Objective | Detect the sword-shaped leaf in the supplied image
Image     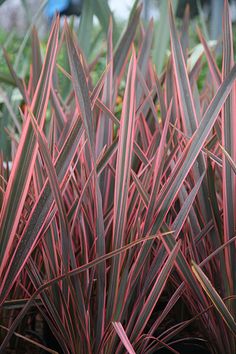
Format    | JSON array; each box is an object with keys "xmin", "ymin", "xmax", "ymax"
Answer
[
  {"xmin": 192, "ymin": 261, "xmax": 236, "ymax": 336},
  {"xmin": 107, "ymin": 49, "xmax": 137, "ymax": 320},
  {"xmin": 0, "ymin": 18, "xmax": 60, "ymax": 282}
]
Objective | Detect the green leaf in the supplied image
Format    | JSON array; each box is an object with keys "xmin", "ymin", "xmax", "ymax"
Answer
[
  {"xmin": 153, "ymin": 0, "xmax": 178, "ymax": 74},
  {"xmin": 78, "ymin": 0, "xmax": 94, "ymax": 58},
  {"xmin": 92, "ymin": 0, "xmax": 119, "ymax": 44},
  {"xmin": 0, "ymin": 71, "xmax": 16, "ymax": 86}
]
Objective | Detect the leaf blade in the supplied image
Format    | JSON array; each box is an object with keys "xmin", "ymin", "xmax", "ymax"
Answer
[{"xmin": 192, "ymin": 262, "xmax": 236, "ymax": 336}]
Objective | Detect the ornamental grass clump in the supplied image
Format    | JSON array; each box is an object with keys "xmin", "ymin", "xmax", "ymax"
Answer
[{"xmin": 0, "ymin": 1, "xmax": 236, "ymax": 353}]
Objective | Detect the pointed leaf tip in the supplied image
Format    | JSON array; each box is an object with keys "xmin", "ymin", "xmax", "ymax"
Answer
[{"xmin": 192, "ymin": 261, "xmax": 236, "ymax": 336}]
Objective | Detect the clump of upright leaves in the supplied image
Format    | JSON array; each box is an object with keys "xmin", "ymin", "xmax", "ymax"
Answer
[{"xmin": 1, "ymin": 1, "xmax": 236, "ymax": 354}]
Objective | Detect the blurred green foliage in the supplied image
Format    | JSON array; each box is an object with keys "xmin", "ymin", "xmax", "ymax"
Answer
[{"xmin": 1, "ymin": 0, "xmax": 236, "ymax": 160}]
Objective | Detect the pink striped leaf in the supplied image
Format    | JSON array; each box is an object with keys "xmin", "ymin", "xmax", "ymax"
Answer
[
  {"xmin": 0, "ymin": 18, "xmax": 60, "ymax": 283},
  {"xmin": 112, "ymin": 322, "xmax": 136, "ymax": 354},
  {"xmin": 107, "ymin": 49, "xmax": 137, "ymax": 321}
]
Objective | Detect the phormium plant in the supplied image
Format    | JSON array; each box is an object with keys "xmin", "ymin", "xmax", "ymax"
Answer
[{"xmin": 0, "ymin": 1, "xmax": 236, "ymax": 353}]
